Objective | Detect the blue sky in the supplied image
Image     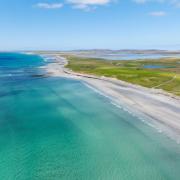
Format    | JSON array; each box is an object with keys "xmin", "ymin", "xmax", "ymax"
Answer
[{"xmin": 0, "ymin": 0, "xmax": 180, "ymax": 50}]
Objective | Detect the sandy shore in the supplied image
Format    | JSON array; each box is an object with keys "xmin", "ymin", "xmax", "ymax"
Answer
[{"xmin": 43, "ymin": 55, "xmax": 180, "ymax": 143}]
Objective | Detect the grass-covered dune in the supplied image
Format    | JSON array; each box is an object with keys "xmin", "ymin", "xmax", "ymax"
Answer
[{"xmin": 66, "ymin": 56, "xmax": 180, "ymax": 96}]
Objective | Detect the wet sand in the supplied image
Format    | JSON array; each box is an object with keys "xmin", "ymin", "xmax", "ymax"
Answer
[{"xmin": 43, "ymin": 55, "xmax": 180, "ymax": 143}]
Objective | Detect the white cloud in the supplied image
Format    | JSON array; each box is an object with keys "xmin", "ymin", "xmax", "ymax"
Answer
[
  {"xmin": 149, "ymin": 11, "xmax": 166, "ymax": 16},
  {"xmin": 133, "ymin": 0, "xmax": 180, "ymax": 7},
  {"xmin": 66, "ymin": 0, "xmax": 113, "ymax": 10},
  {"xmin": 34, "ymin": 0, "xmax": 180, "ymax": 11},
  {"xmin": 36, "ymin": 3, "xmax": 63, "ymax": 9}
]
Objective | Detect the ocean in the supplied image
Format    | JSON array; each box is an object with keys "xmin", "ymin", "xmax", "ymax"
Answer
[{"xmin": 0, "ymin": 53, "xmax": 180, "ymax": 180}]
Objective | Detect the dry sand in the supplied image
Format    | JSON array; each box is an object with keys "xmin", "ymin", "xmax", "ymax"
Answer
[{"xmin": 42, "ymin": 55, "xmax": 180, "ymax": 143}]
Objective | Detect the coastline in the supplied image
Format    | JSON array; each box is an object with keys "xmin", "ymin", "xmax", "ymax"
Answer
[{"xmin": 42, "ymin": 54, "xmax": 180, "ymax": 143}]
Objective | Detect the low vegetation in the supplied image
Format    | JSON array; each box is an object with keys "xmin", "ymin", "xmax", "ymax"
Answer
[{"xmin": 65, "ymin": 56, "xmax": 180, "ymax": 96}]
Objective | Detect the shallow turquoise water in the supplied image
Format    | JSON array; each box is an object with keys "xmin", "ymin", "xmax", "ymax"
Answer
[{"xmin": 0, "ymin": 53, "xmax": 180, "ymax": 180}]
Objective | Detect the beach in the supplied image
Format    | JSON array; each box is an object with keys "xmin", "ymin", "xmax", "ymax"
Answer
[
  {"xmin": 44, "ymin": 54, "xmax": 180, "ymax": 143},
  {"xmin": 1, "ymin": 52, "xmax": 180, "ymax": 179},
  {"xmin": 3, "ymin": 0, "xmax": 180, "ymax": 178}
]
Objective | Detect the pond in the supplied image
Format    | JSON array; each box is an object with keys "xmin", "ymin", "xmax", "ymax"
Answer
[{"xmin": 143, "ymin": 64, "xmax": 169, "ymax": 69}]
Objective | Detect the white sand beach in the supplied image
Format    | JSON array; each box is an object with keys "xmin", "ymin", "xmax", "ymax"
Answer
[{"xmin": 43, "ymin": 55, "xmax": 180, "ymax": 143}]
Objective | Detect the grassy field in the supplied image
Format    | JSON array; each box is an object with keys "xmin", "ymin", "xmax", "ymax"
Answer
[{"xmin": 65, "ymin": 56, "xmax": 180, "ymax": 96}]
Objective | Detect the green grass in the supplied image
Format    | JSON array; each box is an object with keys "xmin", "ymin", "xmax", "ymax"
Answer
[{"xmin": 65, "ymin": 56, "xmax": 180, "ymax": 96}]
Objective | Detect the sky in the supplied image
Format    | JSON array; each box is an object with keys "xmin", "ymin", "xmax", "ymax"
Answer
[{"xmin": 0, "ymin": 0, "xmax": 180, "ymax": 50}]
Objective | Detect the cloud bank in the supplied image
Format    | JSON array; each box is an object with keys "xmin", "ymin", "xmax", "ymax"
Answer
[
  {"xmin": 66, "ymin": 0, "xmax": 113, "ymax": 10},
  {"xmin": 36, "ymin": 0, "xmax": 113, "ymax": 10},
  {"xmin": 35, "ymin": 0, "xmax": 180, "ymax": 11}
]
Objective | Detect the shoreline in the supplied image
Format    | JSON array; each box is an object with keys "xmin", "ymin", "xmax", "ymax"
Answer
[{"xmin": 42, "ymin": 54, "xmax": 180, "ymax": 143}]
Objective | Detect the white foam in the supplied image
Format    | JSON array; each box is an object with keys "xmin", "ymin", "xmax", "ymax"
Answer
[
  {"xmin": 83, "ymin": 82, "xmax": 111, "ymax": 100},
  {"xmin": 110, "ymin": 102, "xmax": 122, "ymax": 109},
  {"xmin": 84, "ymin": 82, "xmax": 144, "ymax": 121},
  {"xmin": 84, "ymin": 82, "xmax": 167, "ymax": 135}
]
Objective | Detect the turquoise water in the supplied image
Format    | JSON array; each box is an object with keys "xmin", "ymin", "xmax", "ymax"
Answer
[{"xmin": 0, "ymin": 53, "xmax": 180, "ymax": 180}]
